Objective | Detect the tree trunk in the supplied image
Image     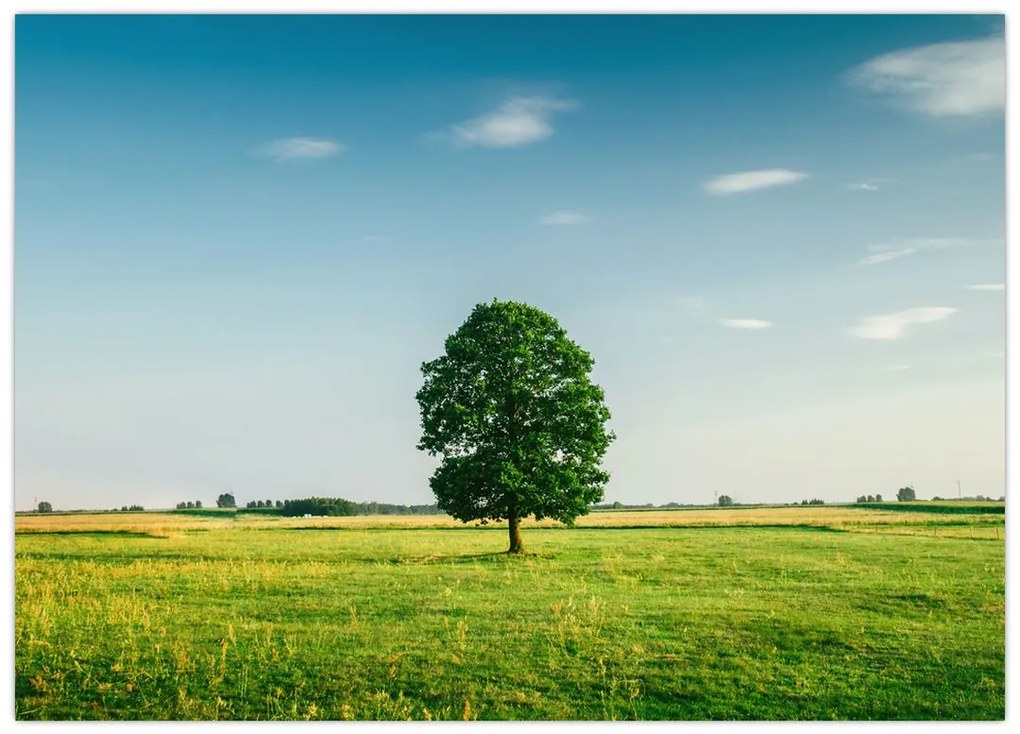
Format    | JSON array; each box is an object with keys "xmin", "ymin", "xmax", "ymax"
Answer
[{"xmin": 507, "ymin": 512, "xmax": 524, "ymax": 554}]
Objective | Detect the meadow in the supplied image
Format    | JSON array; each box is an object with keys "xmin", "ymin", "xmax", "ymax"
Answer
[{"xmin": 14, "ymin": 503, "xmax": 1005, "ymax": 720}]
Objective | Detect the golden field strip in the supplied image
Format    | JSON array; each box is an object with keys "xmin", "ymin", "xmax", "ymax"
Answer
[{"xmin": 15, "ymin": 503, "xmax": 1005, "ymax": 538}]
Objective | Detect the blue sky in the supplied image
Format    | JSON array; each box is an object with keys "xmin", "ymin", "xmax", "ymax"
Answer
[{"xmin": 15, "ymin": 14, "xmax": 1005, "ymax": 510}]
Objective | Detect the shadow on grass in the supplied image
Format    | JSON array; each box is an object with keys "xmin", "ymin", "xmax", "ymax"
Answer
[
  {"xmin": 14, "ymin": 529, "xmax": 166, "ymax": 539},
  {"xmin": 378, "ymin": 550, "xmax": 558, "ymax": 565}
]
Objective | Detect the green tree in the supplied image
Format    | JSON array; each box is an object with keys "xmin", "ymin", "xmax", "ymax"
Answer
[
  {"xmin": 217, "ymin": 493, "xmax": 236, "ymax": 509},
  {"xmin": 717, "ymin": 495, "xmax": 734, "ymax": 507},
  {"xmin": 897, "ymin": 485, "xmax": 916, "ymax": 502},
  {"xmin": 875, "ymin": 493, "xmax": 882, "ymax": 502},
  {"xmin": 416, "ymin": 299, "xmax": 614, "ymax": 553},
  {"xmin": 37, "ymin": 501, "xmax": 53, "ymax": 513}
]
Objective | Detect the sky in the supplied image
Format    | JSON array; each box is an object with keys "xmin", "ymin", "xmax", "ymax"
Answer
[{"xmin": 14, "ymin": 14, "xmax": 1006, "ymax": 511}]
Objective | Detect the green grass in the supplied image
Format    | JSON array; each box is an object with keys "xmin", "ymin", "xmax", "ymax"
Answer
[
  {"xmin": 14, "ymin": 511, "xmax": 1004, "ymax": 720},
  {"xmin": 851, "ymin": 501, "xmax": 1005, "ymax": 515}
]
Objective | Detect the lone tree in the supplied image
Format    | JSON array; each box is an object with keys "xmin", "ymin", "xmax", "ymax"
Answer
[
  {"xmin": 896, "ymin": 485, "xmax": 916, "ymax": 502},
  {"xmin": 717, "ymin": 495, "xmax": 734, "ymax": 507},
  {"xmin": 416, "ymin": 299, "xmax": 614, "ymax": 553},
  {"xmin": 37, "ymin": 501, "xmax": 53, "ymax": 513},
  {"xmin": 216, "ymin": 492, "xmax": 236, "ymax": 509}
]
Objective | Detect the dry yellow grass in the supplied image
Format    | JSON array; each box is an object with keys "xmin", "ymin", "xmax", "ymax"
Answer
[{"xmin": 14, "ymin": 504, "xmax": 1002, "ymax": 537}]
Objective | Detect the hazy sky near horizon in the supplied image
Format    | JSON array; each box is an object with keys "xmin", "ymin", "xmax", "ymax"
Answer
[{"xmin": 15, "ymin": 14, "xmax": 1005, "ymax": 511}]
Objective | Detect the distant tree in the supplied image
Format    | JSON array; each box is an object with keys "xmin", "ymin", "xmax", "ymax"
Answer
[
  {"xmin": 280, "ymin": 497, "xmax": 359, "ymax": 517},
  {"xmin": 866, "ymin": 494, "xmax": 875, "ymax": 502},
  {"xmin": 611, "ymin": 501, "xmax": 624, "ymax": 510},
  {"xmin": 176, "ymin": 501, "xmax": 186, "ymax": 510},
  {"xmin": 416, "ymin": 299, "xmax": 614, "ymax": 553},
  {"xmin": 932, "ymin": 496, "xmax": 942, "ymax": 501},
  {"xmin": 195, "ymin": 500, "xmax": 202, "ymax": 509},
  {"xmin": 37, "ymin": 501, "xmax": 53, "ymax": 513},
  {"xmin": 875, "ymin": 494, "xmax": 882, "ymax": 502},
  {"xmin": 999, "ymin": 496, "xmax": 1005, "ymax": 502},
  {"xmin": 896, "ymin": 485, "xmax": 916, "ymax": 502},
  {"xmin": 127, "ymin": 504, "xmax": 144, "ymax": 512},
  {"xmin": 718, "ymin": 495, "xmax": 734, "ymax": 507},
  {"xmin": 275, "ymin": 500, "xmax": 283, "ymax": 508},
  {"xmin": 186, "ymin": 501, "xmax": 195, "ymax": 509},
  {"xmin": 121, "ymin": 505, "xmax": 128, "ymax": 512},
  {"xmin": 855, "ymin": 495, "xmax": 866, "ymax": 503},
  {"xmin": 257, "ymin": 500, "xmax": 266, "ymax": 508},
  {"xmin": 217, "ymin": 493, "xmax": 236, "ymax": 509}
]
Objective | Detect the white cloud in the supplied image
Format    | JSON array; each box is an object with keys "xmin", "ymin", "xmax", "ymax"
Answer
[
  {"xmin": 538, "ymin": 210, "xmax": 587, "ymax": 226},
  {"xmin": 845, "ymin": 182, "xmax": 880, "ymax": 191},
  {"xmin": 704, "ymin": 169, "xmax": 808, "ymax": 195},
  {"xmin": 859, "ymin": 248, "xmax": 918, "ymax": 266},
  {"xmin": 256, "ymin": 137, "xmax": 346, "ymax": 161},
  {"xmin": 966, "ymin": 283, "xmax": 1005, "ymax": 291},
  {"xmin": 849, "ymin": 307, "xmax": 957, "ymax": 340},
  {"xmin": 719, "ymin": 319, "xmax": 773, "ymax": 330},
  {"xmin": 953, "ymin": 152, "xmax": 997, "ymax": 163},
  {"xmin": 432, "ymin": 96, "xmax": 578, "ymax": 149},
  {"xmin": 858, "ymin": 237, "xmax": 972, "ymax": 266},
  {"xmin": 847, "ymin": 35, "xmax": 1004, "ymax": 117}
]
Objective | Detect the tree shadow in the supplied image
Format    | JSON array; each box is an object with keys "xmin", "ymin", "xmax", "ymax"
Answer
[{"xmin": 380, "ymin": 550, "xmax": 556, "ymax": 565}]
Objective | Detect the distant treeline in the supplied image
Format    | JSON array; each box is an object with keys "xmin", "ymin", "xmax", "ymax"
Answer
[{"xmin": 242, "ymin": 498, "xmax": 445, "ymax": 517}]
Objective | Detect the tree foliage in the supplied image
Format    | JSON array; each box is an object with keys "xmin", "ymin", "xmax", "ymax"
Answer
[
  {"xmin": 216, "ymin": 493, "xmax": 236, "ymax": 509},
  {"xmin": 416, "ymin": 300, "xmax": 614, "ymax": 552},
  {"xmin": 37, "ymin": 501, "xmax": 53, "ymax": 513},
  {"xmin": 897, "ymin": 485, "xmax": 916, "ymax": 502}
]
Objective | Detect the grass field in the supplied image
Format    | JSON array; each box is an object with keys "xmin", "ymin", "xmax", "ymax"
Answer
[{"xmin": 14, "ymin": 504, "xmax": 1005, "ymax": 720}]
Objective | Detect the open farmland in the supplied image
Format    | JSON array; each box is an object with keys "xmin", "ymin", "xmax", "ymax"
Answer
[{"xmin": 14, "ymin": 504, "xmax": 1005, "ymax": 720}]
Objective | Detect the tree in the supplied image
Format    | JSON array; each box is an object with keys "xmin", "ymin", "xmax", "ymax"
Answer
[
  {"xmin": 875, "ymin": 494, "xmax": 882, "ymax": 502},
  {"xmin": 866, "ymin": 494, "xmax": 875, "ymax": 502},
  {"xmin": 195, "ymin": 500, "xmax": 202, "ymax": 509},
  {"xmin": 416, "ymin": 299, "xmax": 615, "ymax": 553},
  {"xmin": 186, "ymin": 501, "xmax": 195, "ymax": 509},
  {"xmin": 275, "ymin": 500, "xmax": 283, "ymax": 508},
  {"xmin": 718, "ymin": 495, "xmax": 734, "ymax": 507},
  {"xmin": 37, "ymin": 501, "xmax": 53, "ymax": 513},
  {"xmin": 897, "ymin": 485, "xmax": 916, "ymax": 502},
  {"xmin": 217, "ymin": 493, "xmax": 236, "ymax": 509}
]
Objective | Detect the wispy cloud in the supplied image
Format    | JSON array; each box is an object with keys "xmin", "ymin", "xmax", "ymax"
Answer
[
  {"xmin": 849, "ymin": 307, "xmax": 957, "ymax": 340},
  {"xmin": 858, "ymin": 248, "xmax": 919, "ymax": 266},
  {"xmin": 430, "ymin": 95, "xmax": 578, "ymax": 149},
  {"xmin": 858, "ymin": 237, "xmax": 971, "ymax": 266},
  {"xmin": 704, "ymin": 169, "xmax": 808, "ymax": 195},
  {"xmin": 538, "ymin": 210, "xmax": 587, "ymax": 226},
  {"xmin": 966, "ymin": 283, "xmax": 1005, "ymax": 291},
  {"xmin": 845, "ymin": 182, "xmax": 879, "ymax": 192},
  {"xmin": 952, "ymin": 152, "xmax": 997, "ymax": 163},
  {"xmin": 847, "ymin": 35, "xmax": 1004, "ymax": 117},
  {"xmin": 255, "ymin": 137, "xmax": 346, "ymax": 162},
  {"xmin": 719, "ymin": 318, "xmax": 773, "ymax": 330}
]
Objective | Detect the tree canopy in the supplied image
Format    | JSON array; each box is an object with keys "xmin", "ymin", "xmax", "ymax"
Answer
[
  {"xmin": 416, "ymin": 299, "xmax": 614, "ymax": 553},
  {"xmin": 897, "ymin": 485, "xmax": 917, "ymax": 502}
]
